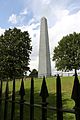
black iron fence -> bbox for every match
[0,73,80,120]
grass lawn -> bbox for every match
[0,76,79,120]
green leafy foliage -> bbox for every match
[0,28,32,79]
[29,69,38,77]
[53,32,80,71]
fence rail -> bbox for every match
[0,73,80,120]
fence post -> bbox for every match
[19,78,25,120]
[4,80,9,120]
[11,78,15,120]
[30,77,34,120]
[56,75,63,120]
[40,77,49,120]
[71,70,80,120]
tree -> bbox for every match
[53,32,80,71]
[29,69,38,77]
[0,28,32,79]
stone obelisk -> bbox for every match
[38,17,51,77]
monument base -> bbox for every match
[38,73,51,78]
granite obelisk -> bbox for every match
[38,17,51,77]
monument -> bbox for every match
[38,17,51,77]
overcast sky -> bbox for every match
[0,0,80,73]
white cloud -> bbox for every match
[8,13,25,25]
[8,8,28,25]
[49,10,80,51]
[26,0,73,26]
[42,0,50,5]
[8,14,17,24]
[20,8,28,15]
[54,9,69,20]
[0,27,5,35]
[28,18,35,25]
